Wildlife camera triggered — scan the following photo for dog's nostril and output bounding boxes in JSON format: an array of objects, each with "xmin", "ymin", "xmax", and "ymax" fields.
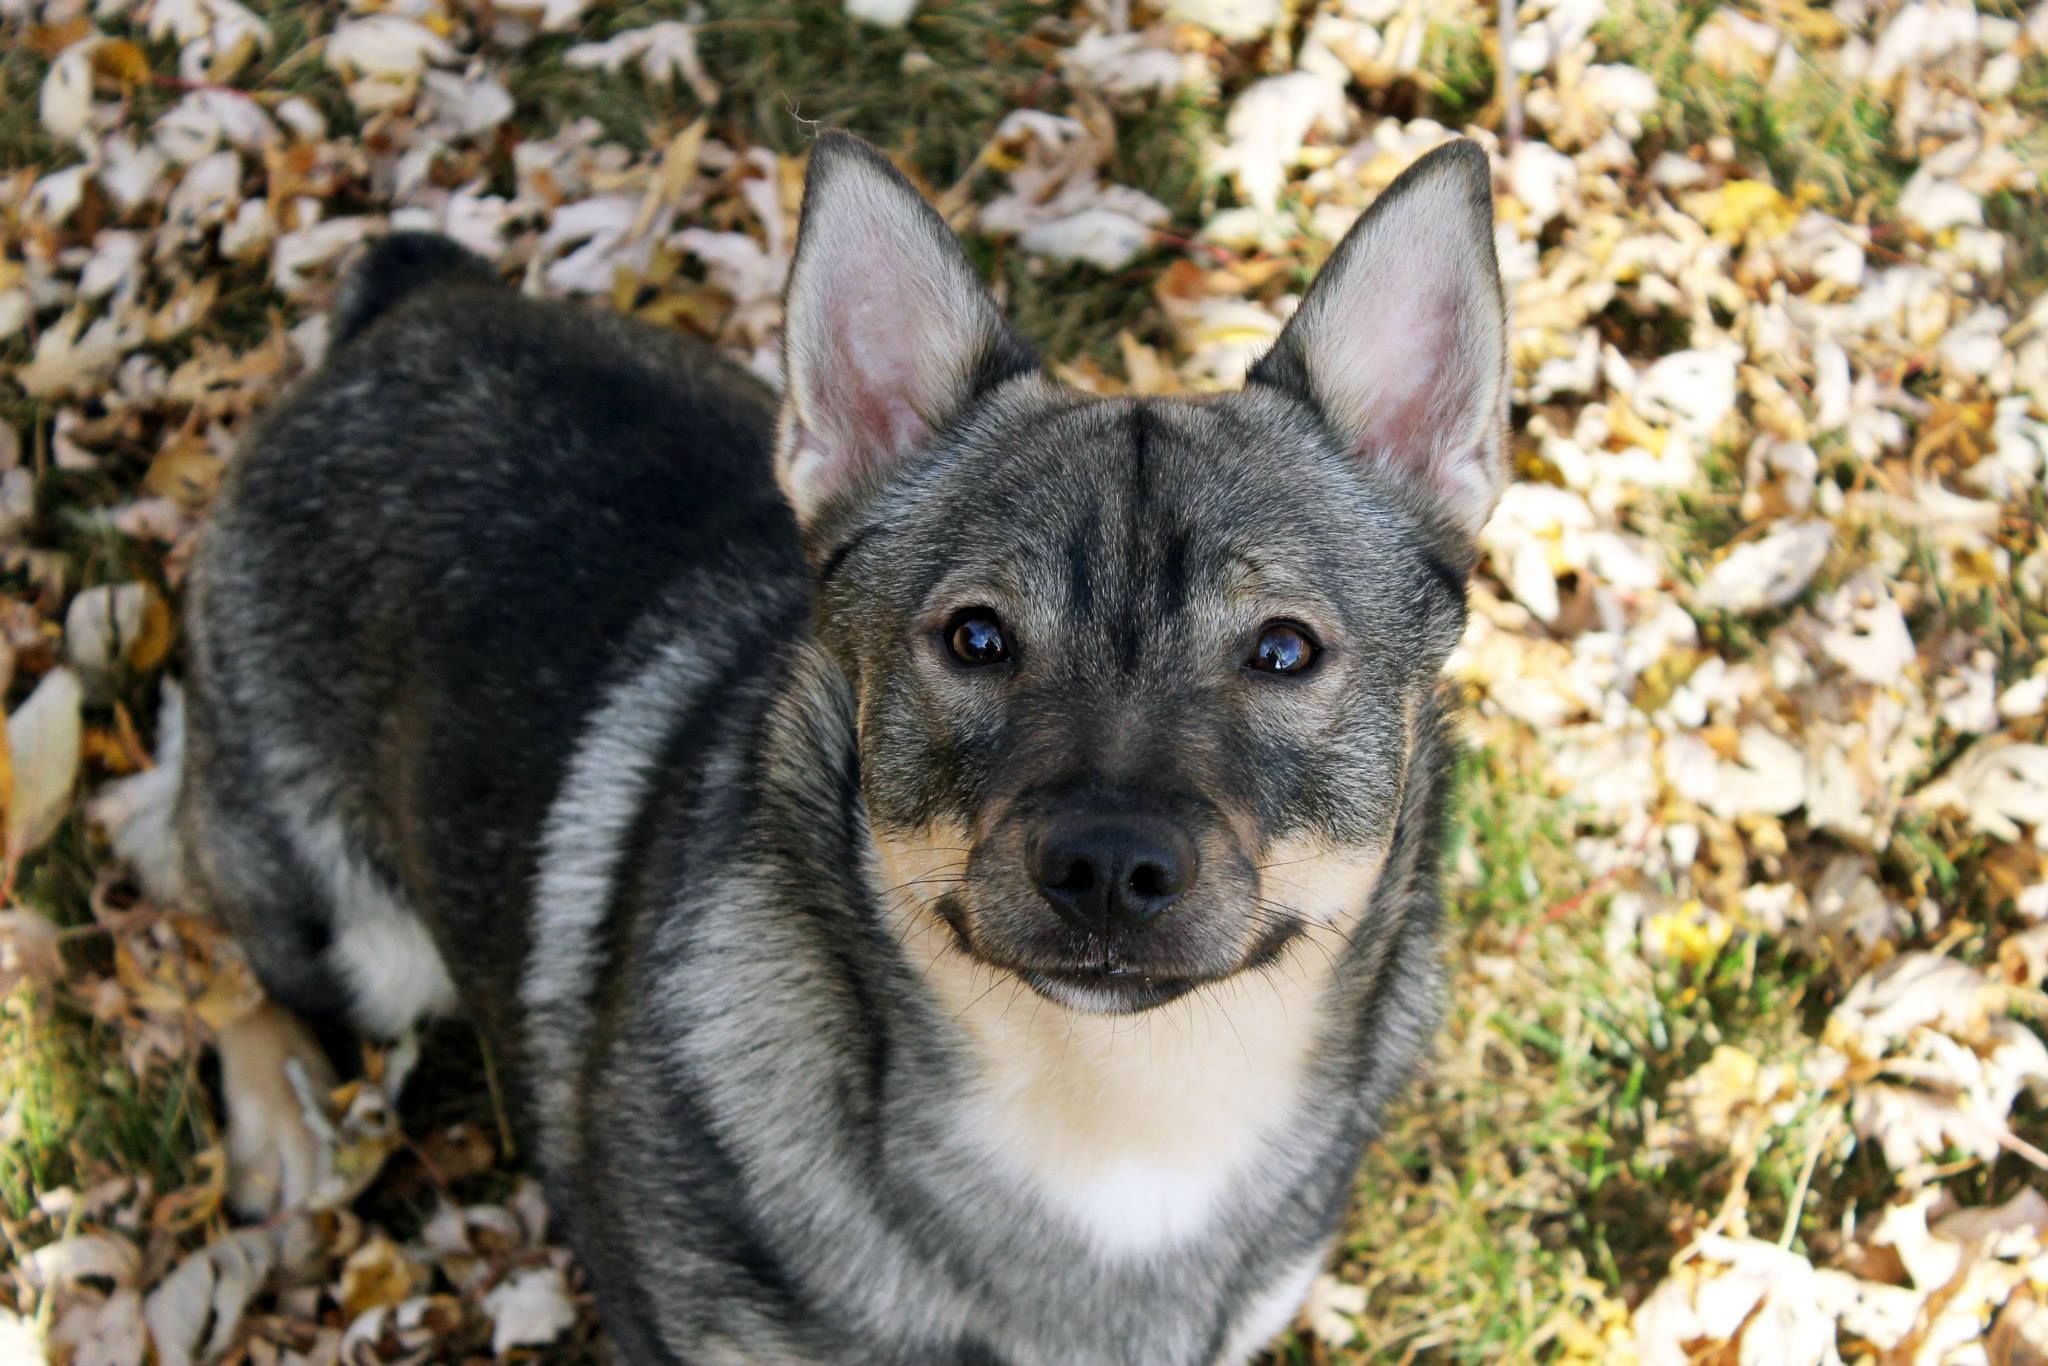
[
  {"xmin": 1126, "ymin": 860, "xmax": 1171, "ymax": 901},
  {"xmin": 1051, "ymin": 859, "xmax": 1096, "ymax": 894}
]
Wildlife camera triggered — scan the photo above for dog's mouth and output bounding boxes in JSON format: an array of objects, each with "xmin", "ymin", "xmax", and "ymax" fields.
[
  {"xmin": 1018, "ymin": 965, "xmax": 1203, "ymax": 1013},
  {"xmin": 934, "ymin": 893, "xmax": 1303, "ymax": 1016}
]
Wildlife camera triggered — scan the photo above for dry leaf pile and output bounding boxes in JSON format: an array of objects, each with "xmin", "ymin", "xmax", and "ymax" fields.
[{"xmin": 2, "ymin": 0, "xmax": 2046, "ymax": 1361}]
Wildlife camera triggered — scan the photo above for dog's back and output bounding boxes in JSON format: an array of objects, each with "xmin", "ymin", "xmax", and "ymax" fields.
[{"xmin": 180, "ymin": 241, "xmax": 794, "ymax": 1044}]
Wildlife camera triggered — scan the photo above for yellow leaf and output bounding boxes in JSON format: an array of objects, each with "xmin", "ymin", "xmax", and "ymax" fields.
[
  {"xmin": 1634, "ymin": 647, "xmax": 1708, "ymax": 715},
  {"xmin": 147, "ymin": 275, "xmax": 220, "ymax": 342},
  {"xmin": 635, "ymin": 286, "xmax": 728, "ymax": 334},
  {"xmin": 90, "ymin": 39, "xmax": 151, "ymax": 90},
  {"xmin": 1693, "ymin": 179, "xmax": 1797, "ymax": 244},
  {"xmin": 338, "ymin": 1234, "xmax": 419, "ymax": 1318},
  {"xmin": 206, "ymin": 30, "xmax": 260, "ymax": 84},
  {"xmin": 115, "ymin": 914, "xmax": 266, "ymax": 1028},
  {"xmin": 1645, "ymin": 901, "xmax": 1734, "ymax": 967},
  {"xmin": 128, "ymin": 589, "xmax": 174, "ymax": 672},
  {"xmin": 1117, "ymin": 332, "xmax": 1181, "ymax": 396},
  {"xmin": 144, "ymin": 437, "xmax": 225, "ymax": 509},
  {"xmin": 151, "ymin": 1148, "xmax": 228, "ymax": 1234},
  {"xmin": 1606, "ymin": 400, "xmax": 1669, "ymax": 457}
]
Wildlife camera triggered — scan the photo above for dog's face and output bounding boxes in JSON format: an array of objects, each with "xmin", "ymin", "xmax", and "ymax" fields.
[{"xmin": 779, "ymin": 134, "xmax": 1507, "ymax": 1014}]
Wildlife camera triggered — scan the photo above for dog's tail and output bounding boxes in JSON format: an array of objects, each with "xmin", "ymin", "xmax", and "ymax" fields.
[{"xmin": 331, "ymin": 232, "xmax": 501, "ymax": 348}]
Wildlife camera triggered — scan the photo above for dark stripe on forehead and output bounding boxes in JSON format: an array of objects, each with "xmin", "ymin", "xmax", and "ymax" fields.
[
  {"xmin": 1158, "ymin": 523, "xmax": 1191, "ymax": 620},
  {"xmin": 816, "ymin": 521, "xmax": 883, "ymax": 587},
  {"xmin": 1066, "ymin": 511, "xmax": 1096, "ymax": 618},
  {"xmin": 1119, "ymin": 405, "xmax": 1155, "ymax": 675}
]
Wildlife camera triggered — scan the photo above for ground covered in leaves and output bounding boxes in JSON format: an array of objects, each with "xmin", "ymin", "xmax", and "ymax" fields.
[{"xmin": 2, "ymin": 0, "xmax": 2047, "ymax": 1361}]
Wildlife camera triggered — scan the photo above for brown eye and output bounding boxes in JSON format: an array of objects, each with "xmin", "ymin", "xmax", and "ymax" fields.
[
  {"xmin": 946, "ymin": 609, "xmax": 1010, "ymax": 667},
  {"xmin": 1247, "ymin": 621, "xmax": 1317, "ymax": 675}
]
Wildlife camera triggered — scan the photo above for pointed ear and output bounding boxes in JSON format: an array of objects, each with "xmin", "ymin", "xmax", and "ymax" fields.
[
  {"xmin": 1247, "ymin": 139, "xmax": 1509, "ymax": 539},
  {"xmin": 777, "ymin": 132, "xmax": 1038, "ymax": 528}
]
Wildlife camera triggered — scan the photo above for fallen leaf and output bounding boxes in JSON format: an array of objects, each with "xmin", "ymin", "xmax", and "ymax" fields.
[
  {"xmin": 1911, "ymin": 741, "xmax": 2048, "ymax": 846},
  {"xmin": 1693, "ymin": 521, "xmax": 1832, "ymax": 614},
  {"xmin": 65, "ymin": 583, "xmax": 172, "ymax": 677},
  {"xmin": 7, "ymin": 667, "xmax": 84, "ymax": 868},
  {"xmin": 337, "ymin": 1234, "xmax": 420, "ymax": 1319},
  {"xmin": 563, "ymin": 21, "xmax": 718, "ymax": 104},
  {"xmin": 144, "ymin": 1228, "xmax": 276, "ymax": 1366},
  {"xmin": 40, "ymin": 39, "xmax": 100, "ymax": 143},
  {"xmin": 481, "ymin": 1265, "xmax": 576, "ymax": 1355},
  {"xmin": 1303, "ymin": 1272, "xmax": 1365, "ymax": 1346}
]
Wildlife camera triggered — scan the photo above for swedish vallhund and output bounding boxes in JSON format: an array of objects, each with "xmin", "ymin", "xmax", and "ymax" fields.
[{"xmin": 171, "ymin": 130, "xmax": 1509, "ymax": 1364}]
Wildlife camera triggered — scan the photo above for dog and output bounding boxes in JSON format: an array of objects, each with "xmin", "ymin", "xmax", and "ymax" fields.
[{"xmin": 173, "ymin": 130, "xmax": 1509, "ymax": 1364}]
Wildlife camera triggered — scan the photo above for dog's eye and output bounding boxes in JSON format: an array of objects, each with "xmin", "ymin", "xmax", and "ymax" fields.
[
  {"xmin": 1247, "ymin": 621, "xmax": 1317, "ymax": 675},
  {"xmin": 946, "ymin": 609, "xmax": 1011, "ymax": 667}
]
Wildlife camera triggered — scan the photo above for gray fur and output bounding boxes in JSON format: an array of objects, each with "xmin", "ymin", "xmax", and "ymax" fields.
[{"xmin": 178, "ymin": 131, "xmax": 1508, "ymax": 1365}]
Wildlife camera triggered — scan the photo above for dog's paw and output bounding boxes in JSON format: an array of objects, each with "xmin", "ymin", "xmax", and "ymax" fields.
[{"xmin": 216, "ymin": 1001, "xmax": 338, "ymax": 1219}]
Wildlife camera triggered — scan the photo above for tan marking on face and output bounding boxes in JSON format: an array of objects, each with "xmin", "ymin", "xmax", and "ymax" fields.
[
  {"xmin": 870, "ymin": 821, "xmax": 976, "ymax": 945},
  {"xmin": 1255, "ymin": 835, "xmax": 1388, "ymax": 931},
  {"xmin": 873, "ymin": 826, "xmax": 1391, "ymax": 1202}
]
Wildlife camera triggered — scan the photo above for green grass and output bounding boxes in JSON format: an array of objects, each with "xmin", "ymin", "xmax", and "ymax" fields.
[
  {"xmin": 0, "ymin": 35, "xmax": 51, "ymax": 457},
  {"xmin": 1, "ymin": 824, "xmax": 211, "ymax": 1224},
  {"xmin": 1417, "ymin": 16, "xmax": 1497, "ymax": 120},
  {"xmin": 0, "ymin": 985, "xmax": 212, "ymax": 1224},
  {"xmin": 504, "ymin": 0, "xmax": 1070, "ymax": 178},
  {"xmin": 1593, "ymin": 0, "xmax": 1912, "ymax": 210},
  {"xmin": 1327, "ymin": 742, "xmax": 1626, "ymax": 1357},
  {"xmin": 0, "ymin": 29, "xmax": 60, "ymax": 173},
  {"xmin": 1311, "ymin": 737, "xmax": 1882, "ymax": 1359}
]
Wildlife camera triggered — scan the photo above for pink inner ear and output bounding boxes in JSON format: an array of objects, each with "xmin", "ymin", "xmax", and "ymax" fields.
[
  {"xmin": 1310, "ymin": 275, "xmax": 1502, "ymax": 535},
  {"xmin": 1334, "ymin": 287, "xmax": 1457, "ymax": 472},
  {"xmin": 812, "ymin": 293, "xmax": 937, "ymax": 483}
]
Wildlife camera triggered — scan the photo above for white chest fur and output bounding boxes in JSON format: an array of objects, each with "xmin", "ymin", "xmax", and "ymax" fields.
[{"xmin": 943, "ymin": 977, "xmax": 1322, "ymax": 1258}]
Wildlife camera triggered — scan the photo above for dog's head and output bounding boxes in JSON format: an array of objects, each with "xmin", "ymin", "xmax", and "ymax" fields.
[{"xmin": 781, "ymin": 132, "xmax": 1506, "ymax": 1014}]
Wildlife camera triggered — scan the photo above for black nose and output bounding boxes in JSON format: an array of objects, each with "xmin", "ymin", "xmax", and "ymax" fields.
[{"xmin": 1030, "ymin": 816, "xmax": 1197, "ymax": 933}]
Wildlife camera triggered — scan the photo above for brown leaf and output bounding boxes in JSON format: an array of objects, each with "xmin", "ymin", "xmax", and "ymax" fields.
[
  {"xmin": 114, "ymin": 913, "xmax": 266, "ymax": 1030},
  {"xmin": 143, "ymin": 436, "xmax": 227, "ymax": 511},
  {"xmin": 25, "ymin": 17, "xmax": 93, "ymax": 58}
]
